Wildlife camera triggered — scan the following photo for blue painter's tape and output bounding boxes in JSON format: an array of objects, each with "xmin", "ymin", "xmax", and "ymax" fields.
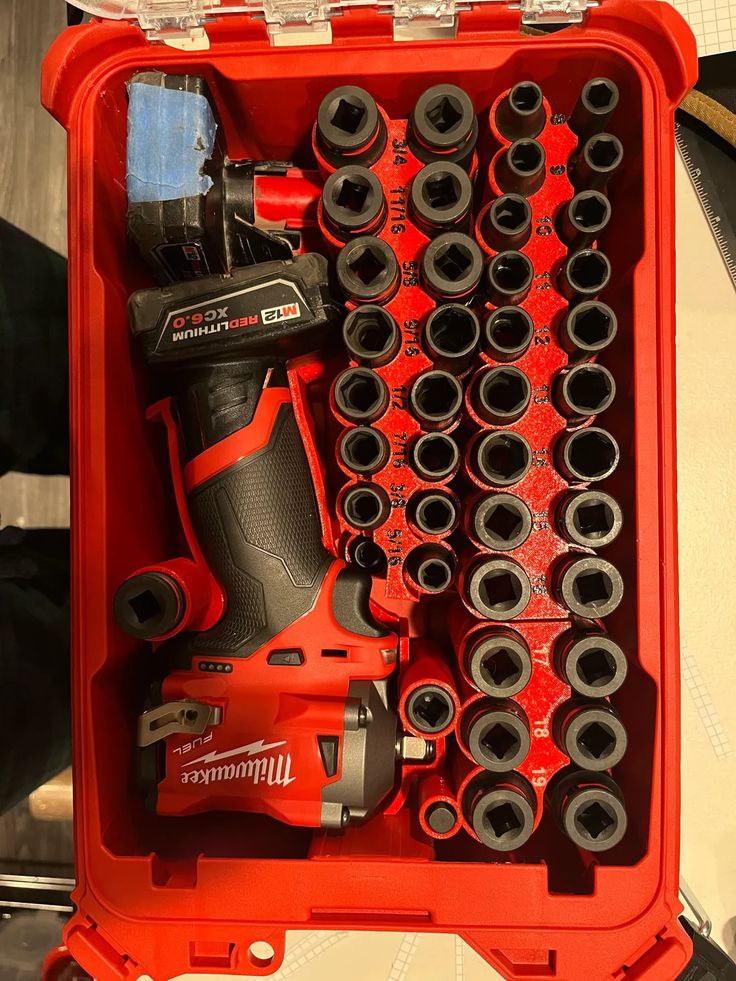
[{"xmin": 126, "ymin": 82, "xmax": 217, "ymax": 204}]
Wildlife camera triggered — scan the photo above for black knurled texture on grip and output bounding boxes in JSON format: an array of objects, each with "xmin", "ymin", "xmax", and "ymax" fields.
[{"xmin": 179, "ymin": 404, "xmax": 331, "ymax": 660}]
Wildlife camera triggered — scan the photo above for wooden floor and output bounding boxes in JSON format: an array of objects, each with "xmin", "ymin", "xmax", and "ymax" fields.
[{"xmin": 0, "ymin": 0, "xmax": 74, "ymax": 874}]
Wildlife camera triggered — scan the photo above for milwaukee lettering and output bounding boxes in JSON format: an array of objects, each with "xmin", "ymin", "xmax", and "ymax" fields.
[{"xmin": 180, "ymin": 752, "xmax": 295, "ymax": 788}]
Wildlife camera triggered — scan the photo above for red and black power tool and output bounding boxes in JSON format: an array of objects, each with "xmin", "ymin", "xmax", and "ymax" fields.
[{"xmin": 117, "ymin": 255, "xmax": 413, "ymax": 829}]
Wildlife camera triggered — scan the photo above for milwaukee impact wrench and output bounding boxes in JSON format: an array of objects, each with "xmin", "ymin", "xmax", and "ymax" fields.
[{"xmin": 121, "ymin": 255, "xmax": 403, "ymax": 829}]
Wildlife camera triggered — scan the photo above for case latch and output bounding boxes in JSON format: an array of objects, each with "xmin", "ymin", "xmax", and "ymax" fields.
[
  {"xmin": 262, "ymin": 0, "xmax": 333, "ymax": 46},
  {"xmin": 514, "ymin": 0, "xmax": 598, "ymax": 25},
  {"xmin": 391, "ymin": 0, "xmax": 466, "ymax": 40}
]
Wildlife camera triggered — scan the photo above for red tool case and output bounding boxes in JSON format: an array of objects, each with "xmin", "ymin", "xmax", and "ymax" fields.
[{"xmin": 43, "ymin": 1, "xmax": 697, "ymax": 978}]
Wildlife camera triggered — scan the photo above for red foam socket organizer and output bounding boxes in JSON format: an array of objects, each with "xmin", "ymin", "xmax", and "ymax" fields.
[{"xmin": 43, "ymin": 2, "xmax": 697, "ymax": 979}]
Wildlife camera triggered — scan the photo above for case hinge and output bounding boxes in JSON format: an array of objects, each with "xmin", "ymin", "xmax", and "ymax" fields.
[
  {"xmin": 262, "ymin": 0, "xmax": 334, "ymax": 46},
  {"xmin": 513, "ymin": 0, "xmax": 598, "ymax": 25},
  {"xmin": 391, "ymin": 0, "xmax": 469, "ymax": 40},
  {"xmin": 134, "ymin": 2, "xmax": 211, "ymax": 48}
]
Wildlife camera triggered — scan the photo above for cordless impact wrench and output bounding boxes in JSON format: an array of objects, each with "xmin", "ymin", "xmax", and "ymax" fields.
[{"xmin": 118, "ymin": 255, "xmax": 405, "ymax": 829}]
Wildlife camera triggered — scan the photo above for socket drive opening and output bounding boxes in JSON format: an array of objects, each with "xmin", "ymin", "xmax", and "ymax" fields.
[
  {"xmin": 435, "ymin": 242, "xmax": 474, "ymax": 282},
  {"xmin": 574, "ymin": 569, "xmax": 614, "ymax": 609},
  {"xmin": 426, "ymin": 94, "xmax": 464, "ymax": 135},
  {"xmin": 574, "ymin": 499, "xmax": 617, "ymax": 542},
  {"xmin": 577, "ymin": 800, "xmax": 616, "ymax": 840},
  {"xmin": 333, "ymin": 174, "xmax": 372, "ymax": 214},
  {"xmin": 349, "ymin": 244, "xmax": 389, "ymax": 285},
  {"xmin": 577, "ymin": 647, "xmax": 618, "ymax": 689},
  {"xmin": 481, "ymin": 722, "xmax": 522, "ymax": 764},
  {"xmin": 482, "ymin": 646, "xmax": 524, "ymax": 690},
  {"xmin": 485, "ymin": 307, "xmax": 534, "ymax": 358},
  {"xmin": 577, "ymin": 720, "xmax": 617, "ymax": 762},
  {"xmin": 475, "ymin": 495, "xmax": 531, "ymax": 550},
  {"xmin": 476, "ymin": 432, "xmax": 532, "ymax": 486},
  {"xmin": 406, "ymin": 544, "xmax": 455, "ymax": 593},
  {"xmin": 424, "ymin": 172, "xmax": 462, "ymax": 210},
  {"xmin": 412, "ymin": 433, "xmax": 459, "ymax": 479},
  {"xmin": 331, "ymin": 97, "xmax": 367, "ymax": 135},
  {"xmin": 407, "ymin": 685, "xmax": 455, "ymax": 733},
  {"xmin": 485, "ymin": 800, "xmax": 523, "ymax": 839}
]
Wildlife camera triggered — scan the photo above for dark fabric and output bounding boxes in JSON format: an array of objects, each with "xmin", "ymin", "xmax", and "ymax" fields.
[
  {"xmin": 0, "ymin": 219, "xmax": 69, "ymax": 476},
  {"xmin": 0, "ymin": 528, "xmax": 70, "ymax": 814}
]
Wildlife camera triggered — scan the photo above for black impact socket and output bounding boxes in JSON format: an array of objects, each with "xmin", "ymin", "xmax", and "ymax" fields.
[
  {"xmin": 336, "ymin": 236, "xmax": 399, "ymax": 304},
  {"xmin": 495, "ymin": 81, "xmax": 546, "ymax": 142},
  {"xmin": 341, "ymin": 482, "xmax": 391, "ymax": 531},
  {"xmin": 464, "ymin": 556, "xmax": 532, "ymax": 621},
  {"xmin": 555, "ymin": 555, "xmax": 624, "ymax": 619},
  {"xmin": 471, "ymin": 430, "xmax": 533, "ymax": 488},
  {"xmin": 480, "ymin": 194, "xmax": 533, "ymax": 252},
  {"xmin": 555, "ymin": 631, "xmax": 628, "ymax": 698},
  {"xmin": 114, "ymin": 571, "xmax": 184, "ymax": 640},
  {"xmin": 316, "ymin": 86, "xmax": 387, "ymax": 168},
  {"xmin": 405, "ymin": 684, "xmax": 456, "ymax": 735},
  {"xmin": 496, "ymin": 139, "xmax": 546, "ymax": 197},
  {"xmin": 471, "ymin": 365, "xmax": 532, "ymax": 425},
  {"xmin": 409, "ymin": 489, "xmax": 459, "ymax": 537},
  {"xmin": 322, "ymin": 166, "xmax": 386, "ymax": 240},
  {"xmin": 559, "ymin": 248, "xmax": 611, "ymax": 301},
  {"xmin": 462, "ymin": 699, "xmax": 531, "ymax": 772},
  {"xmin": 555, "ymin": 362, "xmax": 616, "ymax": 419},
  {"xmin": 464, "ymin": 628, "xmax": 532, "ymax": 698},
  {"xmin": 557, "ymin": 190, "xmax": 611, "ymax": 249},
  {"xmin": 557, "ymin": 489, "xmax": 623, "ymax": 549},
  {"xmin": 465, "ymin": 774, "xmax": 537, "ymax": 851},
  {"xmin": 410, "ymin": 161, "xmax": 473, "ymax": 236},
  {"xmin": 333, "ymin": 367, "xmax": 389, "ymax": 424},
  {"xmin": 422, "ymin": 232, "xmax": 484, "ymax": 301},
  {"xmin": 410, "ymin": 432, "xmax": 460, "ymax": 482},
  {"xmin": 469, "ymin": 492, "xmax": 533, "ymax": 552},
  {"xmin": 424, "ymin": 304, "xmax": 480, "ymax": 374},
  {"xmin": 409, "ymin": 369, "xmax": 464, "ymax": 431},
  {"xmin": 561, "ymin": 301, "xmax": 618, "ymax": 355},
  {"xmin": 552, "ymin": 769, "xmax": 628, "ymax": 851},
  {"xmin": 348, "ymin": 535, "xmax": 388, "ymax": 576},
  {"xmin": 556, "ymin": 701, "xmax": 628, "ymax": 771},
  {"xmin": 569, "ymin": 78, "xmax": 620, "ymax": 138},
  {"xmin": 483, "ymin": 306, "xmax": 534, "ymax": 362},
  {"xmin": 486, "ymin": 250, "xmax": 534, "ymax": 307},
  {"xmin": 408, "ymin": 84, "xmax": 478, "ymax": 170},
  {"xmin": 555, "ymin": 426, "xmax": 620, "ymax": 483},
  {"xmin": 338, "ymin": 426, "xmax": 390, "ymax": 476},
  {"xmin": 404, "ymin": 543, "xmax": 456, "ymax": 594},
  {"xmin": 342, "ymin": 305, "xmax": 400, "ymax": 366},
  {"xmin": 571, "ymin": 133, "xmax": 624, "ymax": 191}
]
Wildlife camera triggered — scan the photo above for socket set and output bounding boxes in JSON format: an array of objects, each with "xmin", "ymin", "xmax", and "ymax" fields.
[
  {"xmin": 287, "ymin": 79, "xmax": 631, "ymax": 854},
  {"xmin": 46, "ymin": 4, "xmax": 696, "ymax": 978}
]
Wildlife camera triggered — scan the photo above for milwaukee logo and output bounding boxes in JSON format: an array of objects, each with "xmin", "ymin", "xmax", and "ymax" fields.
[
  {"xmin": 179, "ymin": 738, "xmax": 295, "ymax": 788},
  {"xmin": 261, "ymin": 302, "xmax": 300, "ymax": 324}
]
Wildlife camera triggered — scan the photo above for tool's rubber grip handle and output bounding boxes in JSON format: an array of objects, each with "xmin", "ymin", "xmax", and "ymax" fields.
[{"xmin": 181, "ymin": 380, "xmax": 331, "ymax": 660}]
